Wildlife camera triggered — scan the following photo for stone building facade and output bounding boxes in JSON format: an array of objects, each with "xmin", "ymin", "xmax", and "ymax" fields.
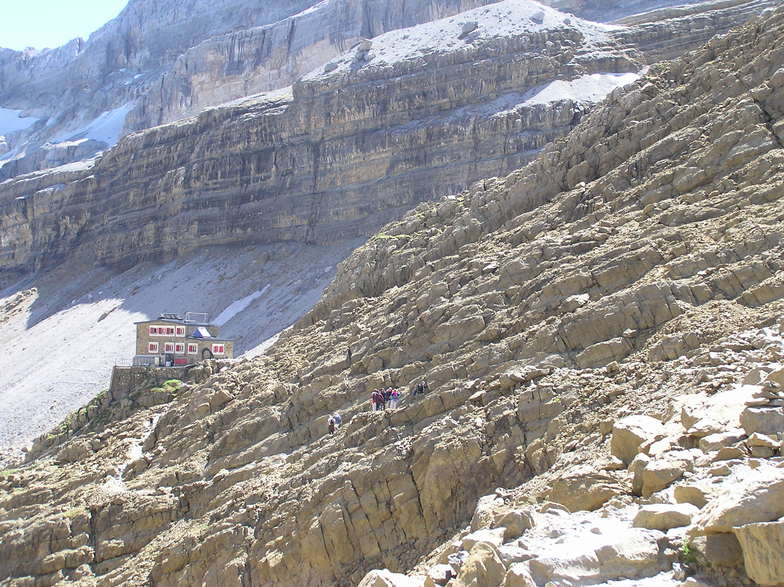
[{"xmin": 134, "ymin": 313, "xmax": 234, "ymax": 366}]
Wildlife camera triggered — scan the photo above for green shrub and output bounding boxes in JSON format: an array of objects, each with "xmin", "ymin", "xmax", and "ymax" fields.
[
  {"xmin": 163, "ymin": 379, "xmax": 183, "ymax": 389},
  {"xmin": 680, "ymin": 541, "xmax": 697, "ymax": 565}
]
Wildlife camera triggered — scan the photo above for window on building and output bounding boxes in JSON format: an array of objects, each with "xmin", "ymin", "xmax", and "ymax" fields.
[
  {"xmin": 212, "ymin": 344, "xmax": 225, "ymax": 355},
  {"xmin": 174, "ymin": 343, "xmax": 185, "ymax": 354},
  {"xmin": 148, "ymin": 342, "xmax": 159, "ymax": 353},
  {"xmin": 149, "ymin": 326, "xmax": 158, "ymax": 336},
  {"xmin": 166, "ymin": 327, "xmax": 175, "ymax": 335},
  {"xmin": 187, "ymin": 343, "xmax": 198, "ymax": 355},
  {"xmin": 176, "ymin": 326, "xmax": 185, "ymax": 336},
  {"xmin": 164, "ymin": 342, "xmax": 175, "ymax": 353}
]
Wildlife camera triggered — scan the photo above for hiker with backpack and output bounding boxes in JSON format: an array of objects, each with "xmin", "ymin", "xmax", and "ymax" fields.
[
  {"xmin": 328, "ymin": 412, "xmax": 342, "ymax": 434},
  {"xmin": 412, "ymin": 380, "xmax": 430, "ymax": 397},
  {"xmin": 389, "ymin": 388, "xmax": 400, "ymax": 409},
  {"xmin": 383, "ymin": 387, "xmax": 392, "ymax": 410},
  {"xmin": 371, "ymin": 389, "xmax": 384, "ymax": 411}
]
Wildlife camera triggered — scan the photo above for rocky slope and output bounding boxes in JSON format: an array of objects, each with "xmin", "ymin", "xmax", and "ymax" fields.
[
  {"xmin": 2, "ymin": 5, "xmax": 784, "ymax": 586},
  {"xmin": 0, "ymin": 0, "xmax": 774, "ymax": 180},
  {"xmin": 1, "ymin": 0, "xmax": 774, "ymax": 468}
]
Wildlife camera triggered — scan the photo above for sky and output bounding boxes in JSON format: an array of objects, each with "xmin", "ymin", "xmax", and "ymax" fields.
[{"xmin": 0, "ymin": 0, "xmax": 129, "ymax": 51}]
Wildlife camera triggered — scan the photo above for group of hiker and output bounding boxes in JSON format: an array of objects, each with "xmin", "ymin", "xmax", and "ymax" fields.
[
  {"xmin": 370, "ymin": 380, "xmax": 429, "ymax": 411},
  {"xmin": 326, "ymin": 380, "xmax": 431, "ymax": 435},
  {"xmin": 370, "ymin": 387, "xmax": 400, "ymax": 411}
]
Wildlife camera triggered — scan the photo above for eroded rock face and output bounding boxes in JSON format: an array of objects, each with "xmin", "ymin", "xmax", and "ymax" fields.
[
  {"xmin": 126, "ymin": 0, "xmax": 503, "ymax": 130},
  {"xmin": 0, "ymin": 0, "xmax": 774, "ymax": 181},
  {"xmin": 0, "ymin": 1, "xmax": 645, "ymax": 283}
]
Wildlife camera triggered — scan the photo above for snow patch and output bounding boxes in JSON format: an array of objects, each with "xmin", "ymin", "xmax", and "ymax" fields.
[
  {"xmin": 214, "ymin": 286, "xmax": 270, "ymax": 326},
  {"xmin": 519, "ymin": 72, "xmax": 640, "ymax": 107},
  {"xmin": 307, "ymin": 0, "xmax": 621, "ymax": 79},
  {"xmin": 53, "ymin": 102, "xmax": 135, "ymax": 146},
  {"xmin": 0, "ymin": 107, "xmax": 39, "ymax": 135}
]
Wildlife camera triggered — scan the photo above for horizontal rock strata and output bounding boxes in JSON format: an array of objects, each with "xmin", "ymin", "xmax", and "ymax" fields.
[{"xmin": 0, "ymin": 2, "xmax": 643, "ymax": 286}]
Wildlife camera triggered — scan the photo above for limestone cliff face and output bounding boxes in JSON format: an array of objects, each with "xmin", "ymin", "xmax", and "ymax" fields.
[
  {"xmin": 0, "ymin": 0, "xmax": 498, "ymax": 177},
  {"xmin": 1, "ymin": 6, "xmax": 783, "ymax": 586},
  {"xmin": 0, "ymin": 2, "xmax": 643, "ymax": 286},
  {"xmin": 0, "ymin": 0, "xmax": 774, "ymax": 182},
  {"xmin": 124, "ymin": 0, "xmax": 780, "ymax": 130},
  {"xmin": 125, "ymin": 0, "xmax": 501, "ymax": 130}
]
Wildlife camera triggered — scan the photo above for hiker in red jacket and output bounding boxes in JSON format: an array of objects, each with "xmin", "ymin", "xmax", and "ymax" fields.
[{"xmin": 371, "ymin": 389, "xmax": 384, "ymax": 411}]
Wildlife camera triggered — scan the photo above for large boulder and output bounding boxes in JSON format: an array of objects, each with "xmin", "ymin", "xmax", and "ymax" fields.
[
  {"xmin": 698, "ymin": 430, "xmax": 745, "ymax": 453},
  {"xmin": 739, "ymin": 407, "xmax": 784, "ymax": 436},
  {"xmin": 526, "ymin": 528, "xmax": 668, "ymax": 585},
  {"xmin": 691, "ymin": 534, "xmax": 744, "ymax": 569},
  {"xmin": 461, "ymin": 528, "xmax": 505, "ymax": 551},
  {"xmin": 502, "ymin": 563, "xmax": 536, "ymax": 586},
  {"xmin": 454, "ymin": 542, "xmax": 507, "ymax": 587},
  {"xmin": 493, "ymin": 509, "xmax": 534, "ymax": 541},
  {"xmin": 358, "ymin": 570, "xmax": 425, "ymax": 587},
  {"xmin": 594, "ymin": 529, "xmax": 670, "ymax": 579},
  {"xmin": 633, "ymin": 504, "xmax": 699, "ymax": 531},
  {"xmin": 674, "ymin": 483, "xmax": 711, "ymax": 508},
  {"xmin": 733, "ymin": 518, "xmax": 784, "ymax": 585},
  {"xmin": 691, "ymin": 466, "xmax": 784, "ymax": 535},
  {"xmin": 766, "ymin": 368, "xmax": 784, "ymax": 387},
  {"xmin": 611, "ymin": 416, "xmax": 667, "ymax": 466},
  {"xmin": 543, "ymin": 466, "xmax": 624, "ymax": 512},
  {"xmin": 640, "ymin": 451, "xmax": 696, "ymax": 497}
]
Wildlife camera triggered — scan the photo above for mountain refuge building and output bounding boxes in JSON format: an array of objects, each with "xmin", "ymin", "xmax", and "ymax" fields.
[{"xmin": 133, "ymin": 312, "xmax": 234, "ymax": 366}]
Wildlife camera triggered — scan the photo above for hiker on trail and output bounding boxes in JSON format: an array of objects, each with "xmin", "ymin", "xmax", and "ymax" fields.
[
  {"xmin": 371, "ymin": 389, "xmax": 384, "ymax": 411},
  {"xmin": 413, "ymin": 380, "xmax": 430, "ymax": 397},
  {"xmin": 333, "ymin": 413, "xmax": 342, "ymax": 428},
  {"xmin": 328, "ymin": 416, "xmax": 336, "ymax": 435},
  {"xmin": 389, "ymin": 388, "xmax": 400, "ymax": 409},
  {"xmin": 383, "ymin": 387, "xmax": 392, "ymax": 410},
  {"xmin": 347, "ymin": 347, "xmax": 352, "ymax": 365}
]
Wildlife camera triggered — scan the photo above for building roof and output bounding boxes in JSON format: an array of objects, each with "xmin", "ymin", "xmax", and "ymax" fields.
[{"xmin": 134, "ymin": 318, "xmax": 214, "ymax": 327}]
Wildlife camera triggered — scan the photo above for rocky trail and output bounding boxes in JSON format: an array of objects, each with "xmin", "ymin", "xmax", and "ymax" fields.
[
  {"xmin": 372, "ymin": 322, "xmax": 784, "ymax": 586},
  {"xmin": 1, "ymin": 1, "xmax": 784, "ymax": 586}
]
